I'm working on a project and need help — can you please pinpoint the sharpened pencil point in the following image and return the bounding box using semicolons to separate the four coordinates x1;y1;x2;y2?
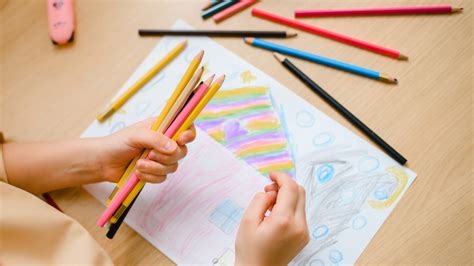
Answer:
215;75;225;85
272;52;285;62
398;54;409;60
195;50;205;61
452;7;463;12
379;73;398;84
181;39;188;46
286;32;298;38
205;74;215;85
243;37;254;44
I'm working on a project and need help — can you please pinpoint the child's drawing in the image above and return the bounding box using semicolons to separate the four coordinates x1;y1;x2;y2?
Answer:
82;20;417;265
196;86;295;176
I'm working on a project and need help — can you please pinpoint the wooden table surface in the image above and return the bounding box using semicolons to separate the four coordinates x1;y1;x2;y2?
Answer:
1;0;472;264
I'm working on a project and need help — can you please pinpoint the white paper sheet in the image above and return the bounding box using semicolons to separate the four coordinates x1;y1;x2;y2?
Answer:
82;20;416;265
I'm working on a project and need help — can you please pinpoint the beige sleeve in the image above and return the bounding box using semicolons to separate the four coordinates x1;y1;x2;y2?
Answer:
0;182;113;265
0;132;113;265
0;134;9;183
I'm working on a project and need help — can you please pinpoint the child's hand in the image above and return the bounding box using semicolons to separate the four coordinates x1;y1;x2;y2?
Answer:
98;118;196;183
235;172;310;265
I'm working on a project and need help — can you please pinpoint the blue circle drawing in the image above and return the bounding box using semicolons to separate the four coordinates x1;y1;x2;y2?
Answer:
312;132;334;147
296;110;315;128
328;250;344;264
358;156;380;173
136;101;151;116
374;186;390;200
312;225;329;239
309;259;326;266
139;72;165;94
337;189;356;206
316;164;334;184
352;216;367;230
109;121;126;134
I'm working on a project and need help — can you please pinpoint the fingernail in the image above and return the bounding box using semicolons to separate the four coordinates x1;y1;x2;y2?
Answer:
165;140;177;151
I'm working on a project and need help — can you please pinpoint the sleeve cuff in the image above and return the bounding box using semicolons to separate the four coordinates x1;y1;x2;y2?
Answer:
0;132;9;183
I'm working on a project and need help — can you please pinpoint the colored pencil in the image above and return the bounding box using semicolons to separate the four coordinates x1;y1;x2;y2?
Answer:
98;51;204;227
244;37;397;83
202;0;222;11
273;53;407;165
105;54;204;207
102;75;221;229
138;29;297;38
251;8;407;60
106;191;139;239
96;40;187;122
107;77;213;236
213;0;258;23
202;1;238;19
109;69;206;224
172;75;225;139
295;6;463;17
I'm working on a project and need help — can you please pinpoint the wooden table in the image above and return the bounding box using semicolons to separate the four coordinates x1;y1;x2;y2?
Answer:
1;0;472;264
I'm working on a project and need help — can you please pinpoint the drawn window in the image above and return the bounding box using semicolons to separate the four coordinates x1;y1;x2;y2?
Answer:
209;199;244;234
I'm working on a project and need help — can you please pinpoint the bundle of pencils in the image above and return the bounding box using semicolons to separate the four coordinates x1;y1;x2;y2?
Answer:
97;49;226;237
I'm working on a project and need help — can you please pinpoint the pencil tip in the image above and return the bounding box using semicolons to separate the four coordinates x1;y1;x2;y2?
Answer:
216;75;225;84
398;54;409;60
453;7;463;12
272;52;285;62
286;32;298;38
243;37;254;44
205;74;215;85
195;50;204;61
181;39;188;46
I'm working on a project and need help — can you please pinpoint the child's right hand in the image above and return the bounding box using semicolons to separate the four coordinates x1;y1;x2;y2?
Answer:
235;172;309;265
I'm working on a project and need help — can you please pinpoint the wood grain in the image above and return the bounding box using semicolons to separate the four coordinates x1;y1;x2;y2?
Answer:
1;0;472;264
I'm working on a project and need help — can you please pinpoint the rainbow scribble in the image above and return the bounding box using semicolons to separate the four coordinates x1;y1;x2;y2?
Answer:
196;86;295;176
368;167;408;209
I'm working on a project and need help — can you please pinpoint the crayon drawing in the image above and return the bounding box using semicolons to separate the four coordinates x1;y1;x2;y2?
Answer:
85;132;268;264
82;20;417;265
196;87;295;177
292;147;410;265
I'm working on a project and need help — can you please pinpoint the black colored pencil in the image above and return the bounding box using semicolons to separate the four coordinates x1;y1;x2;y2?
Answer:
106;191;140;239
272;52;407;165
138;29;298;38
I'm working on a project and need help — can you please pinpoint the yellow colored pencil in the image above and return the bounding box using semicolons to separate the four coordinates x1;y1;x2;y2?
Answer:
96;40;187;122
105;50;204;206
172;75;225;141
110;67;204;222
110;75;222;223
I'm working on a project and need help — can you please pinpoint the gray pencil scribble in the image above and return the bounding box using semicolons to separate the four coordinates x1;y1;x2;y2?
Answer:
292;146;398;265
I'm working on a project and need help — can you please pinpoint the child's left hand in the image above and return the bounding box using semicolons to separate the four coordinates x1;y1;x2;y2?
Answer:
97;118;196;184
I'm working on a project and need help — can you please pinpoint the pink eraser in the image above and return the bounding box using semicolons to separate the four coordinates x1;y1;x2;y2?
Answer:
47;0;75;45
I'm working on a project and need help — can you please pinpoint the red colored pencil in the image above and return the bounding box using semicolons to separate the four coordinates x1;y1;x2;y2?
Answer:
252;8;407;60
213;0;258;23
295;6;463;17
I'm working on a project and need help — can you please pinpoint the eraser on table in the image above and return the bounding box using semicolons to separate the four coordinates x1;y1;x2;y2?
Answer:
47;0;75;45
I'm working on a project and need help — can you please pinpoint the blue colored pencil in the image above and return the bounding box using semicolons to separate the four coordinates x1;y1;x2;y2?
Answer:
202;1;238;19
244;37;397;83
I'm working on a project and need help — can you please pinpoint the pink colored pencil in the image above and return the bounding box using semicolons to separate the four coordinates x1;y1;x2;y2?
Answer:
213;0;258;23
96;76;213;227
295;6;463;17
252;8;407;60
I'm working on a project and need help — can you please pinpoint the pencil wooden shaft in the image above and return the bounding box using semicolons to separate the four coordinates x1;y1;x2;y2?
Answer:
139;30;288;38
97;41;186;122
281;58;407;165
106;192;139;239
109;69;204;223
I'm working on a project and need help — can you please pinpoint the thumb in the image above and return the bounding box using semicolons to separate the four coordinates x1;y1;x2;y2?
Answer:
242;191;277;226
130;129;177;155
